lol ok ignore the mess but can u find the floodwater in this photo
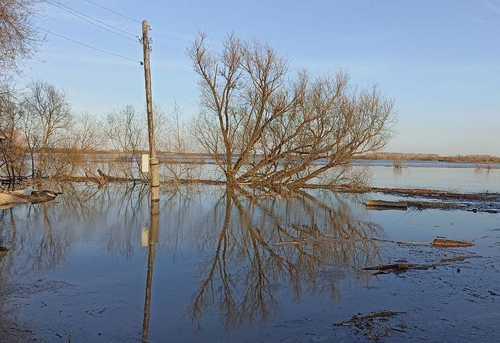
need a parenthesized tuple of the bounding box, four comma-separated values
(1, 164, 500, 342)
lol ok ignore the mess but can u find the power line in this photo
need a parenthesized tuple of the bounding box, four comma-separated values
(81, 0, 141, 24)
(46, 0, 138, 42)
(46, 0, 137, 41)
(40, 28, 141, 65)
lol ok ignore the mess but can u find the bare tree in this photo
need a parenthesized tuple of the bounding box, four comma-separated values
(21, 81, 72, 176)
(22, 81, 71, 147)
(190, 34, 393, 190)
(104, 105, 144, 178)
(68, 113, 103, 151)
(105, 105, 143, 153)
(0, 86, 26, 183)
(20, 100, 40, 177)
(0, 0, 37, 72)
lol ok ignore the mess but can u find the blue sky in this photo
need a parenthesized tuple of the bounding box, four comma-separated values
(17, 0, 500, 155)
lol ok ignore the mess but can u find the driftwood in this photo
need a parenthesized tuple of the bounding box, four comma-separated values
(371, 237, 474, 248)
(366, 200, 408, 210)
(364, 255, 479, 275)
(431, 238, 474, 248)
(370, 187, 500, 201)
(335, 311, 406, 341)
(321, 184, 500, 202)
(336, 311, 404, 327)
(365, 199, 498, 213)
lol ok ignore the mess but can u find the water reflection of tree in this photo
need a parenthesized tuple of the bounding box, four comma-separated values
(0, 209, 31, 341)
(192, 187, 381, 328)
(0, 183, 154, 278)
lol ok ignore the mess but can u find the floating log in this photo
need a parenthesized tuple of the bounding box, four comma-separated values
(364, 255, 479, 275)
(365, 200, 408, 210)
(365, 198, 498, 213)
(304, 184, 500, 202)
(364, 263, 415, 273)
(372, 237, 475, 249)
(431, 238, 474, 248)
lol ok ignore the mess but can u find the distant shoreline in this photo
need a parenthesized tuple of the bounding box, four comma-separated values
(38, 149, 500, 165)
(357, 153, 500, 164)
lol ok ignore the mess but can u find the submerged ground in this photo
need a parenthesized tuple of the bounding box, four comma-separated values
(1, 164, 500, 342)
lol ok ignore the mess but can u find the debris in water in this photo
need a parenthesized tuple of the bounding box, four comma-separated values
(364, 255, 480, 275)
(432, 238, 474, 248)
(365, 200, 408, 210)
(366, 198, 500, 213)
(335, 310, 406, 342)
(371, 237, 474, 248)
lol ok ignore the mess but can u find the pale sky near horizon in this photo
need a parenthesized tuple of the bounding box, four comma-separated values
(15, 0, 500, 155)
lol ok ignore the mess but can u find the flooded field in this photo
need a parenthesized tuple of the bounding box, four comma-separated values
(1, 164, 500, 342)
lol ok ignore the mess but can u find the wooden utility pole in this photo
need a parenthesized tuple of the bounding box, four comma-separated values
(142, 20, 160, 201)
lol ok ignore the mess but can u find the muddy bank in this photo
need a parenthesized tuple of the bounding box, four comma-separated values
(0, 190, 59, 208)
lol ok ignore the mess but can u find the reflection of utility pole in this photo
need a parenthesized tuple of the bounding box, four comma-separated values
(142, 199, 160, 342)
(141, 20, 160, 202)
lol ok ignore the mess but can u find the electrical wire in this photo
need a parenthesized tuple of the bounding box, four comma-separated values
(81, 0, 142, 24)
(46, 0, 138, 42)
(40, 28, 141, 65)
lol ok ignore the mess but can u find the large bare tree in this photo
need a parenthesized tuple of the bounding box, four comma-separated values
(0, 0, 37, 72)
(190, 34, 393, 190)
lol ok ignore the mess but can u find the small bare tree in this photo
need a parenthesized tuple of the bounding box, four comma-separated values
(105, 105, 143, 152)
(0, 86, 26, 183)
(51, 113, 104, 177)
(21, 81, 72, 176)
(69, 113, 103, 152)
(104, 105, 144, 178)
(190, 34, 393, 190)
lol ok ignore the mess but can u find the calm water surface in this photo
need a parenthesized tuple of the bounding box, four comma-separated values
(1, 165, 500, 342)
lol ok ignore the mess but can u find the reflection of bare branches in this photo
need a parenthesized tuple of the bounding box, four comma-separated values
(0, 183, 160, 280)
(56, 183, 150, 257)
(192, 187, 381, 328)
(34, 204, 69, 271)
